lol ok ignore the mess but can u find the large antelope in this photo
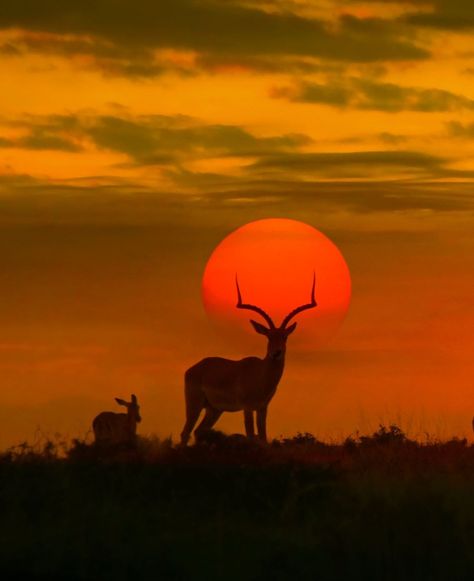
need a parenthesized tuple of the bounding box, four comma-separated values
(181, 275, 317, 444)
(92, 394, 141, 445)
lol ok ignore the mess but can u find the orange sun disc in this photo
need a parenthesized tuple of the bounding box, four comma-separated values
(202, 218, 351, 350)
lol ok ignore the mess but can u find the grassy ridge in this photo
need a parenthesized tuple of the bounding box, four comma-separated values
(1, 427, 474, 581)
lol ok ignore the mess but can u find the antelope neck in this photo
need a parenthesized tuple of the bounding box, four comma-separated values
(264, 350, 286, 370)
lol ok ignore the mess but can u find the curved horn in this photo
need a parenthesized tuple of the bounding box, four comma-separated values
(280, 272, 317, 329)
(236, 276, 275, 329)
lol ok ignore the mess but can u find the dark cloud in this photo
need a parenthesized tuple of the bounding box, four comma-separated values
(0, 42, 21, 55)
(4, 110, 474, 187)
(404, 0, 474, 30)
(247, 150, 474, 179)
(448, 121, 474, 138)
(194, 53, 343, 75)
(17, 133, 81, 152)
(210, 179, 474, 214)
(11, 32, 336, 79)
(0, 0, 429, 74)
(355, 78, 474, 112)
(2, 113, 311, 162)
(0, 115, 82, 152)
(8, 33, 194, 78)
(3, 112, 473, 183)
(272, 82, 352, 105)
(378, 132, 408, 144)
(88, 116, 311, 161)
(0, 173, 473, 229)
(343, 0, 474, 31)
(273, 77, 474, 112)
(254, 150, 442, 170)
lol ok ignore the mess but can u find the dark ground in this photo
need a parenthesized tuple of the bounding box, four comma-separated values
(1, 426, 474, 581)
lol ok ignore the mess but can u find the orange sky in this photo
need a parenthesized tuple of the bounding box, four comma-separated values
(0, 0, 473, 447)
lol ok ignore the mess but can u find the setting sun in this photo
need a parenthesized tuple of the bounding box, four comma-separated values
(202, 218, 351, 348)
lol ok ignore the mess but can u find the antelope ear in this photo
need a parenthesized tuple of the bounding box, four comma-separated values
(115, 398, 127, 407)
(284, 322, 297, 336)
(250, 320, 270, 335)
(131, 394, 137, 404)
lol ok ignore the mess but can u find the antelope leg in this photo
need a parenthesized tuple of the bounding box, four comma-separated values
(256, 407, 268, 442)
(194, 407, 222, 440)
(244, 410, 255, 438)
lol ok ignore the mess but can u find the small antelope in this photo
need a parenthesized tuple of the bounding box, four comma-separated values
(181, 274, 317, 445)
(92, 394, 141, 445)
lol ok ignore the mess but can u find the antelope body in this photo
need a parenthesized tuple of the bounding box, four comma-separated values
(181, 275, 317, 445)
(92, 394, 141, 445)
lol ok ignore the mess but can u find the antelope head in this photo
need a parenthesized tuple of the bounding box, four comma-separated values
(236, 273, 317, 361)
(115, 393, 142, 423)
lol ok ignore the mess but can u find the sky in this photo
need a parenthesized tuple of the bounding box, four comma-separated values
(0, 0, 473, 447)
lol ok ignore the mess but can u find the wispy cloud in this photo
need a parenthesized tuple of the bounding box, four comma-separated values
(0, 113, 312, 160)
(448, 121, 474, 138)
(272, 77, 474, 112)
(0, 0, 429, 80)
(343, 0, 474, 31)
(2, 111, 472, 185)
(247, 149, 474, 180)
(403, 0, 474, 31)
(1, 171, 473, 227)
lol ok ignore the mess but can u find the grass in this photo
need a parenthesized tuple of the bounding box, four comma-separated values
(1, 425, 474, 580)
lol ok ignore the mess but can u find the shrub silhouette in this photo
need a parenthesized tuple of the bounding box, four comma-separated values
(359, 423, 411, 446)
(2, 426, 474, 581)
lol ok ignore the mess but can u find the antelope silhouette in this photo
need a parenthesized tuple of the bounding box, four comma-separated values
(92, 394, 141, 445)
(181, 274, 317, 445)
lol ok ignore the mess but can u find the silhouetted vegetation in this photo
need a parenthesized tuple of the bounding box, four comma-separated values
(1, 426, 474, 580)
